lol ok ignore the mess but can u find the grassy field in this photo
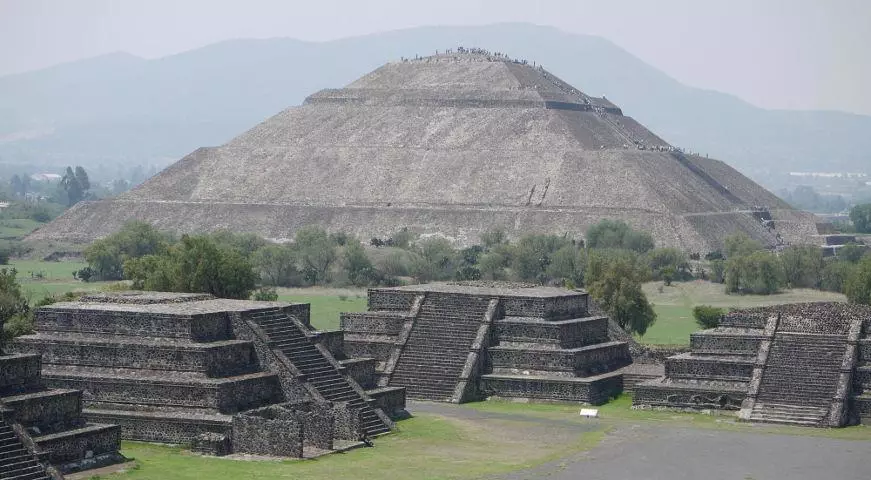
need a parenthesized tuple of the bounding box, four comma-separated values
(277, 287, 368, 331)
(89, 395, 871, 480)
(0, 218, 43, 241)
(6, 259, 113, 299)
(640, 280, 847, 345)
(104, 411, 603, 480)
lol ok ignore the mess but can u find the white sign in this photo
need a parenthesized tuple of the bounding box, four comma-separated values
(579, 408, 599, 418)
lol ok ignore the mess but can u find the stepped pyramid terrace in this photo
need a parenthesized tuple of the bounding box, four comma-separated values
(633, 302, 871, 427)
(0, 323, 125, 478)
(28, 49, 818, 253)
(9, 292, 406, 458)
(341, 283, 632, 403)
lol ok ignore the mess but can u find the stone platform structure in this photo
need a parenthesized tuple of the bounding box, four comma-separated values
(29, 49, 818, 253)
(634, 302, 871, 427)
(0, 350, 124, 478)
(341, 283, 631, 404)
(10, 292, 405, 458)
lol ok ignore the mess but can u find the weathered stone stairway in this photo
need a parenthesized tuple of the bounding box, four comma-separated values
(248, 310, 390, 436)
(751, 332, 847, 426)
(0, 419, 50, 480)
(390, 295, 490, 400)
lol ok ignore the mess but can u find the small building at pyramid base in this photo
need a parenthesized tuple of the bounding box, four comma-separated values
(10, 292, 406, 459)
(341, 283, 632, 404)
(633, 302, 871, 427)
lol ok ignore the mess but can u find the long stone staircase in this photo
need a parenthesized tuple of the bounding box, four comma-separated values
(247, 309, 390, 436)
(750, 332, 847, 426)
(389, 294, 491, 401)
(0, 419, 50, 480)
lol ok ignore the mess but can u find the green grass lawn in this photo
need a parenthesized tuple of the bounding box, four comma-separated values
(93, 395, 871, 480)
(5, 259, 111, 299)
(105, 412, 603, 480)
(277, 288, 368, 331)
(638, 280, 847, 346)
(0, 218, 43, 241)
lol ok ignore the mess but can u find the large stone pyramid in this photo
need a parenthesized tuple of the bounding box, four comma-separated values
(30, 49, 817, 252)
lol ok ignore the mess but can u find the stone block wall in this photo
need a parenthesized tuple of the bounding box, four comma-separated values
(11, 338, 258, 377)
(339, 358, 376, 389)
(35, 309, 231, 342)
(500, 294, 587, 320)
(2, 389, 83, 433)
(689, 332, 764, 355)
(664, 354, 754, 381)
(35, 424, 122, 467)
(489, 341, 630, 376)
(368, 290, 419, 312)
(311, 331, 345, 360)
(493, 316, 608, 348)
(341, 312, 407, 335)
(231, 406, 304, 458)
(0, 354, 42, 393)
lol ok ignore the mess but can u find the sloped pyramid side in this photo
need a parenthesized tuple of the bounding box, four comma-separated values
(28, 52, 817, 251)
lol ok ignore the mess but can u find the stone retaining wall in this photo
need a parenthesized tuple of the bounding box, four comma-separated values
(12, 338, 257, 376)
(36, 309, 231, 342)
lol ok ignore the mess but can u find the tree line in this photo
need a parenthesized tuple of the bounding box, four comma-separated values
(77, 220, 679, 335)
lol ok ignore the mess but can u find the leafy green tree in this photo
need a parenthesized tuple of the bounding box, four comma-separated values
(209, 230, 268, 258)
(646, 248, 690, 284)
(60, 166, 91, 206)
(838, 243, 869, 263)
(724, 233, 764, 258)
(480, 229, 507, 249)
(585, 220, 655, 253)
(725, 251, 785, 295)
(709, 259, 726, 284)
(124, 235, 257, 299)
(850, 204, 871, 233)
(0, 268, 32, 343)
(345, 241, 378, 286)
(821, 260, 854, 293)
(586, 254, 656, 336)
(780, 245, 823, 289)
(545, 244, 585, 285)
(693, 305, 725, 329)
(294, 226, 337, 284)
(388, 228, 416, 250)
(511, 234, 573, 283)
(252, 244, 299, 287)
(84, 221, 170, 280)
(477, 246, 512, 280)
(845, 255, 871, 305)
(411, 237, 458, 282)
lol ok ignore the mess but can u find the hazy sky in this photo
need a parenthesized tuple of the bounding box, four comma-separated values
(1, 0, 869, 115)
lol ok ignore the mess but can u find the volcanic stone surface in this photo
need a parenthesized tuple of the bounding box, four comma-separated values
(28, 50, 817, 252)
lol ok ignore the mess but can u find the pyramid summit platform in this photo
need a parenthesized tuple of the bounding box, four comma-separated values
(29, 49, 817, 252)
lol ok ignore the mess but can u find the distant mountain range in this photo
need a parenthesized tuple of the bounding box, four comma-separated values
(1, 23, 868, 184)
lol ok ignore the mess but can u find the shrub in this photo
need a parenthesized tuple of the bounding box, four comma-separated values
(124, 235, 258, 299)
(586, 252, 656, 336)
(586, 220, 654, 253)
(821, 260, 854, 293)
(845, 255, 871, 305)
(725, 251, 785, 295)
(252, 287, 279, 302)
(693, 305, 725, 329)
(838, 243, 868, 263)
(84, 221, 170, 281)
(724, 233, 763, 258)
(779, 245, 823, 289)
